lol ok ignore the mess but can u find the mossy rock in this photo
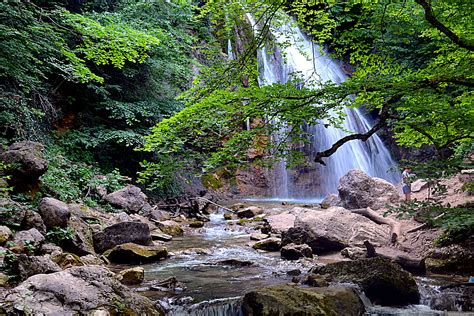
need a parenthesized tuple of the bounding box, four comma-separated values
(104, 242, 167, 264)
(242, 284, 364, 315)
(311, 257, 420, 306)
(189, 220, 204, 228)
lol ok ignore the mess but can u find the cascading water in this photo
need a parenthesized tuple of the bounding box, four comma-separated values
(247, 14, 400, 201)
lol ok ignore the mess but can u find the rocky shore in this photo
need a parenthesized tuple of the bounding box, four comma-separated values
(1, 142, 472, 314)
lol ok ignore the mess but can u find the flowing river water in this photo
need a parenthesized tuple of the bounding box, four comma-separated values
(134, 208, 470, 316)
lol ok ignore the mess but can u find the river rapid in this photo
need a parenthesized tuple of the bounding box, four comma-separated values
(136, 208, 471, 316)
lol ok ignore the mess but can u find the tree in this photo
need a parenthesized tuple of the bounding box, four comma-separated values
(139, 0, 473, 196)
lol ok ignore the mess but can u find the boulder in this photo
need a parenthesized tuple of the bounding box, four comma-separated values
(104, 243, 168, 264)
(0, 226, 12, 245)
(281, 207, 389, 254)
(104, 185, 151, 213)
(118, 267, 145, 285)
(147, 209, 171, 222)
(64, 215, 95, 255)
(425, 244, 474, 275)
(338, 169, 401, 210)
(38, 197, 70, 229)
(223, 212, 233, 220)
(280, 243, 313, 260)
(17, 254, 61, 280)
(311, 257, 420, 306)
(262, 207, 310, 234)
(80, 254, 104, 266)
(40, 243, 62, 256)
(1, 265, 162, 315)
(252, 237, 281, 251)
(0, 199, 46, 233)
(242, 284, 364, 315)
(156, 220, 183, 237)
(0, 141, 47, 192)
(237, 206, 263, 219)
(0, 272, 8, 287)
(341, 247, 367, 260)
(411, 179, 429, 192)
(150, 230, 172, 242)
(321, 193, 340, 209)
(13, 228, 45, 249)
(189, 220, 204, 228)
(250, 233, 269, 241)
(93, 221, 152, 253)
(51, 252, 83, 269)
(302, 274, 329, 287)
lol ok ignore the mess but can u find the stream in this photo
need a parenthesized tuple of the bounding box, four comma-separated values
(139, 209, 471, 315)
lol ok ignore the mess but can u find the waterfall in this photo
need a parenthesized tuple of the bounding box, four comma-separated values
(247, 14, 400, 201)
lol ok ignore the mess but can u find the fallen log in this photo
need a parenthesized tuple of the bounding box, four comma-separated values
(350, 207, 402, 243)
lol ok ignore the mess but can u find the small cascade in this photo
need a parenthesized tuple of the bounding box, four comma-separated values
(247, 14, 400, 200)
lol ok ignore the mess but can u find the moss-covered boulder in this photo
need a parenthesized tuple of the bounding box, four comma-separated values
(118, 267, 144, 285)
(104, 242, 168, 264)
(425, 242, 474, 276)
(242, 284, 364, 315)
(252, 237, 281, 251)
(311, 257, 420, 306)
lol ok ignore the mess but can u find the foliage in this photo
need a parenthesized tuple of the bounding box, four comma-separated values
(46, 227, 75, 245)
(0, 161, 12, 198)
(41, 141, 126, 202)
(0, 249, 20, 284)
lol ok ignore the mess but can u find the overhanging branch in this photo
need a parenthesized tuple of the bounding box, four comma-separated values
(415, 0, 474, 51)
(314, 95, 401, 165)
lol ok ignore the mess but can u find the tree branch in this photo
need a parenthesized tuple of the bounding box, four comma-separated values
(415, 0, 474, 51)
(314, 95, 401, 165)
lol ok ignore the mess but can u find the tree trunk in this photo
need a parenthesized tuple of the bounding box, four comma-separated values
(350, 208, 402, 243)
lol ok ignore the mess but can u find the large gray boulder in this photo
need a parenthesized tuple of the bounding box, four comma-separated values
(0, 142, 48, 191)
(17, 254, 61, 280)
(338, 169, 401, 210)
(93, 221, 152, 253)
(104, 185, 151, 213)
(281, 207, 389, 254)
(38, 197, 70, 229)
(0, 265, 162, 315)
(311, 257, 420, 306)
(242, 284, 365, 315)
(64, 215, 95, 255)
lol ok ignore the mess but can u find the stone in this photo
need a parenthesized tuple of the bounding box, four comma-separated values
(338, 169, 401, 210)
(104, 242, 168, 264)
(280, 243, 313, 260)
(425, 244, 474, 275)
(17, 254, 61, 280)
(252, 237, 281, 251)
(262, 207, 310, 234)
(40, 243, 63, 256)
(156, 220, 183, 237)
(150, 230, 173, 242)
(13, 228, 45, 249)
(0, 199, 46, 233)
(311, 257, 420, 306)
(250, 233, 269, 241)
(237, 206, 263, 219)
(217, 259, 253, 267)
(0, 141, 48, 192)
(64, 215, 95, 255)
(147, 209, 171, 222)
(51, 252, 83, 269)
(341, 247, 367, 260)
(223, 212, 233, 220)
(93, 221, 152, 253)
(189, 220, 204, 228)
(242, 284, 365, 315)
(0, 272, 8, 286)
(0, 225, 12, 245)
(80, 254, 105, 265)
(303, 274, 329, 287)
(118, 267, 145, 285)
(321, 193, 340, 208)
(281, 207, 389, 254)
(411, 179, 429, 192)
(38, 197, 70, 228)
(1, 265, 162, 315)
(104, 185, 151, 214)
